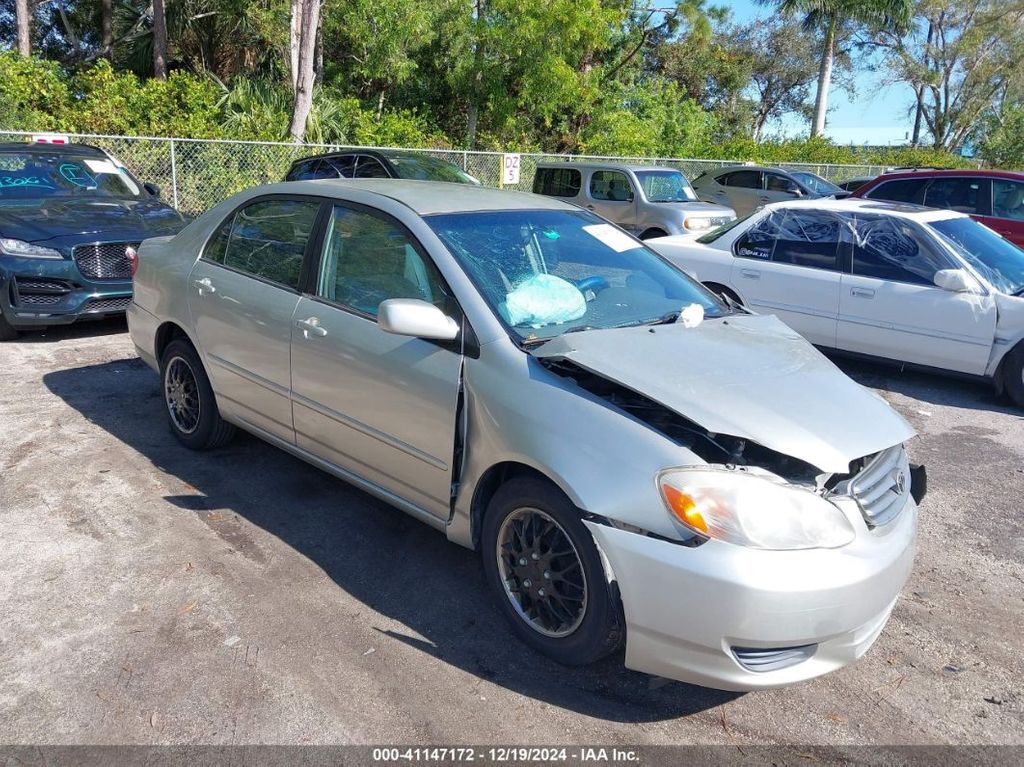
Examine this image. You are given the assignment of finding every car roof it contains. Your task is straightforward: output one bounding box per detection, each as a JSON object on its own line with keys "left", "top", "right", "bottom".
{"left": 281, "top": 178, "right": 575, "bottom": 215}
{"left": 760, "top": 196, "right": 967, "bottom": 222}
{"left": 534, "top": 161, "right": 680, "bottom": 173}
{"left": 709, "top": 165, "right": 794, "bottom": 175}
{"left": 0, "top": 141, "right": 108, "bottom": 156}
{"left": 290, "top": 148, "right": 448, "bottom": 166}
{"left": 875, "top": 168, "right": 1024, "bottom": 181}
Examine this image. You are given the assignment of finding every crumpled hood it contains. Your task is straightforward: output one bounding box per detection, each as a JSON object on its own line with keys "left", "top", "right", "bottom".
{"left": 532, "top": 313, "right": 915, "bottom": 474}
{"left": 0, "top": 196, "right": 185, "bottom": 244}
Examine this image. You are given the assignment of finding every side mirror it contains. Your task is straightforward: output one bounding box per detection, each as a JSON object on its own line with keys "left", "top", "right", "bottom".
{"left": 933, "top": 268, "right": 975, "bottom": 293}
{"left": 377, "top": 298, "right": 459, "bottom": 341}
{"left": 790, "top": 187, "right": 804, "bottom": 197}
{"left": 143, "top": 182, "right": 162, "bottom": 198}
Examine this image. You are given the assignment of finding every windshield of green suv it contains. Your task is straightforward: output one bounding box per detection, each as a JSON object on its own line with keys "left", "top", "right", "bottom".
{"left": 635, "top": 170, "right": 698, "bottom": 202}
{"left": 792, "top": 172, "right": 843, "bottom": 196}
{"left": 386, "top": 154, "right": 479, "bottom": 184}
{"left": 0, "top": 149, "right": 143, "bottom": 199}
{"left": 426, "top": 209, "right": 727, "bottom": 342}
{"left": 929, "top": 217, "right": 1024, "bottom": 295}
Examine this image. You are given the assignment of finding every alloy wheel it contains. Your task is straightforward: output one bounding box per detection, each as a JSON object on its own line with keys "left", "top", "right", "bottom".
{"left": 496, "top": 507, "right": 588, "bottom": 638}
{"left": 164, "top": 355, "right": 202, "bottom": 435}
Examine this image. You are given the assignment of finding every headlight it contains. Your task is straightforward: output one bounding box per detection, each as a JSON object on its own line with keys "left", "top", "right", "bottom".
{"left": 658, "top": 468, "right": 856, "bottom": 550}
{"left": 0, "top": 238, "right": 63, "bottom": 260}
{"left": 683, "top": 217, "right": 712, "bottom": 231}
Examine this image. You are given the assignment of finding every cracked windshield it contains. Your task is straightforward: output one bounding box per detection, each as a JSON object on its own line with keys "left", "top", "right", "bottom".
{"left": 425, "top": 209, "right": 726, "bottom": 342}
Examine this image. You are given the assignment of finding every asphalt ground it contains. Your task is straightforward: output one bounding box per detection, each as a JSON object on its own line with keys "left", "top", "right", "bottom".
{"left": 1, "top": 318, "right": 1022, "bottom": 752}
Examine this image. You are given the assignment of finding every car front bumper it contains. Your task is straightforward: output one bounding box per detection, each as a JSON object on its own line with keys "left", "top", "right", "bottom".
{"left": 585, "top": 497, "right": 917, "bottom": 691}
{"left": 0, "top": 257, "right": 132, "bottom": 329}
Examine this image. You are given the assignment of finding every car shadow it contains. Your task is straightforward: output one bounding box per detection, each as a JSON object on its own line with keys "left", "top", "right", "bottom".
{"left": 828, "top": 353, "right": 1023, "bottom": 418}
{"left": 43, "top": 357, "right": 739, "bottom": 723}
{"left": 15, "top": 316, "right": 128, "bottom": 343}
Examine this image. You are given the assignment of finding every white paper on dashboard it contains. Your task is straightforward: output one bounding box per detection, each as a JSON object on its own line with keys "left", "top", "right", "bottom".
{"left": 84, "top": 159, "right": 119, "bottom": 174}
{"left": 582, "top": 223, "right": 642, "bottom": 253}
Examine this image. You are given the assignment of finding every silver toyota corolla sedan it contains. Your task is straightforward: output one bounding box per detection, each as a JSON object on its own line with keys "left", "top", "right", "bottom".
{"left": 128, "top": 179, "right": 924, "bottom": 691}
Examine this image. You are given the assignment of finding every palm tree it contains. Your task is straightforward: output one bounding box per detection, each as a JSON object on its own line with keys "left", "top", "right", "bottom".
{"left": 762, "top": 0, "right": 913, "bottom": 137}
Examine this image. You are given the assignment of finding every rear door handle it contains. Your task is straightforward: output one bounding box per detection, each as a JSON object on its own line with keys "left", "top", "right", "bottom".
{"left": 295, "top": 316, "right": 328, "bottom": 338}
{"left": 192, "top": 277, "right": 216, "bottom": 295}
{"left": 739, "top": 269, "right": 761, "bottom": 279}
{"left": 850, "top": 287, "right": 875, "bottom": 298}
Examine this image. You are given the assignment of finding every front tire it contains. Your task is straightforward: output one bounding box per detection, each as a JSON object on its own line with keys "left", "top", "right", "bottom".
{"left": 159, "top": 338, "right": 235, "bottom": 450}
{"left": 0, "top": 313, "right": 18, "bottom": 341}
{"left": 481, "top": 477, "right": 623, "bottom": 666}
{"left": 1003, "top": 342, "right": 1024, "bottom": 408}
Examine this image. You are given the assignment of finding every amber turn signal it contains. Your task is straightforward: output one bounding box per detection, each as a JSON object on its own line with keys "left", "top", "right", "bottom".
{"left": 661, "top": 483, "right": 709, "bottom": 533}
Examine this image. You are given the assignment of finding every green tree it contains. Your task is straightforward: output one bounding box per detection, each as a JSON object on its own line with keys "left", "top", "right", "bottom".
{"left": 762, "top": 0, "right": 913, "bottom": 137}
{"left": 980, "top": 104, "right": 1024, "bottom": 169}
{"left": 873, "top": 0, "right": 1024, "bottom": 151}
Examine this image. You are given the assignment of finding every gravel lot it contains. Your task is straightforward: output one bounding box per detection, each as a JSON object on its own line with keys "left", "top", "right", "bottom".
{"left": 1, "top": 319, "right": 1022, "bottom": 748}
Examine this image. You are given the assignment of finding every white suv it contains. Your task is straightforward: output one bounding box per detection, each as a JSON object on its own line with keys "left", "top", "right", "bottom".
{"left": 650, "top": 198, "right": 1024, "bottom": 406}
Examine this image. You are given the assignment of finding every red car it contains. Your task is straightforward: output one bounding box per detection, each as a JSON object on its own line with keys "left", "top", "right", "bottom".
{"left": 852, "top": 169, "right": 1024, "bottom": 248}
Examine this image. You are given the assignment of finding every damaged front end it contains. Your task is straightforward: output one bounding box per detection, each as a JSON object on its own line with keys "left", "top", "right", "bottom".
{"left": 532, "top": 316, "right": 923, "bottom": 542}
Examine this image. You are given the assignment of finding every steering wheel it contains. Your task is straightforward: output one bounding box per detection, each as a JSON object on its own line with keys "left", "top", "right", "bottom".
{"left": 575, "top": 276, "right": 610, "bottom": 296}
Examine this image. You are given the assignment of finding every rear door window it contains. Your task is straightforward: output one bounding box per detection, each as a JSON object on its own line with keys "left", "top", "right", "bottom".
{"left": 533, "top": 168, "right": 582, "bottom": 197}
{"left": 772, "top": 210, "right": 842, "bottom": 270}
{"left": 863, "top": 178, "right": 927, "bottom": 204}
{"left": 923, "top": 178, "right": 982, "bottom": 214}
{"left": 353, "top": 156, "right": 390, "bottom": 179}
{"left": 211, "top": 198, "right": 321, "bottom": 289}
{"left": 721, "top": 170, "right": 762, "bottom": 189}
{"left": 287, "top": 160, "right": 321, "bottom": 181}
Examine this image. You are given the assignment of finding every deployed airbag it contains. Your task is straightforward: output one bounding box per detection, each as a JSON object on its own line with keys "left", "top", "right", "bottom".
{"left": 505, "top": 274, "right": 586, "bottom": 328}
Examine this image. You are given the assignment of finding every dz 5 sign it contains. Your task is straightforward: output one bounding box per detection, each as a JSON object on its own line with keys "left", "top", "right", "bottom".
{"left": 502, "top": 153, "right": 521, "bottom": 185}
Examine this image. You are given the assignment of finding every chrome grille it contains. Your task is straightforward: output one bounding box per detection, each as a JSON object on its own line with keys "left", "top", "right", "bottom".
{"left": 83, "top": 296, "right": 132, "bottom": 313}
{"left": 72, "top": 242, "right": 138, "bottom": 280}
{"left": 841, "top": 445, "right": 911, "bottom": 528}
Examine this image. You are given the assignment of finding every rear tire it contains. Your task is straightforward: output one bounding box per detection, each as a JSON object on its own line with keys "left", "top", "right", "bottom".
{"left": 0, "top": 314, "right": 18, "bottom": 341}
{"left": 1003, "top": 342, "right": 1024, "bottom": 408}
{"left": 159, "top": 338, "right": 235, "bottom": 450}
{"left": 481, "top": 477, "right": 623, "bottom": 666}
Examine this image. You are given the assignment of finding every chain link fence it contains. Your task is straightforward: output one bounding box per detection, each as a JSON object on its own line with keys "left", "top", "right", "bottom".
{"left": 0, "top": 130, "right": 888, "bottom": 216}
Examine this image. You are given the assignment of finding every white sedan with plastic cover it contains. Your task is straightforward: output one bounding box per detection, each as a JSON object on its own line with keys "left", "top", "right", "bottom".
{"left": 649, "top": 198, "right": 1024, "bottom": 407}
{"left": 129, "top": 180, "right": 923, "bottom": 691}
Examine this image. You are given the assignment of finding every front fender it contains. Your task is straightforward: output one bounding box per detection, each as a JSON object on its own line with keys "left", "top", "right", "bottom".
{"left": 448, "top": 340, "right": 698, "bottom": 549}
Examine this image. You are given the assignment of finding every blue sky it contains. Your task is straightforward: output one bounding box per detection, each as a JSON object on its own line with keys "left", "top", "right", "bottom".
{"left": 726, "top": 0, "right": 914, "bottom": 145}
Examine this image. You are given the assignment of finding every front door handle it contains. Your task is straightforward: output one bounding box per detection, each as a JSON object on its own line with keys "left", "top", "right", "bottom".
{"left": 758, "top": 195, "right": 770, "bottom": 202}
{"left": 850, "top": 287, "right": 875, "bottom": 298}
{"left": 585, "top": 204, "right": 595, "bottom": 210}
{"left": 192, "top": 277, "right": 216, "bottom": 295}
{"left": 295, "top": 316, "right": 328, "bottom": 338}
{"left": 739, "top": 269, "right": 761, "bottom": 279}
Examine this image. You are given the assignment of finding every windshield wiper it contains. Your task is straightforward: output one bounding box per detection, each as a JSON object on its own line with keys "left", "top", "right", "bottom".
{"left": 1013, "top": 285, "right": 1024, "bottom": 297}
{"left": 519, "top": 324, "right": 598, "bottom": 349}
